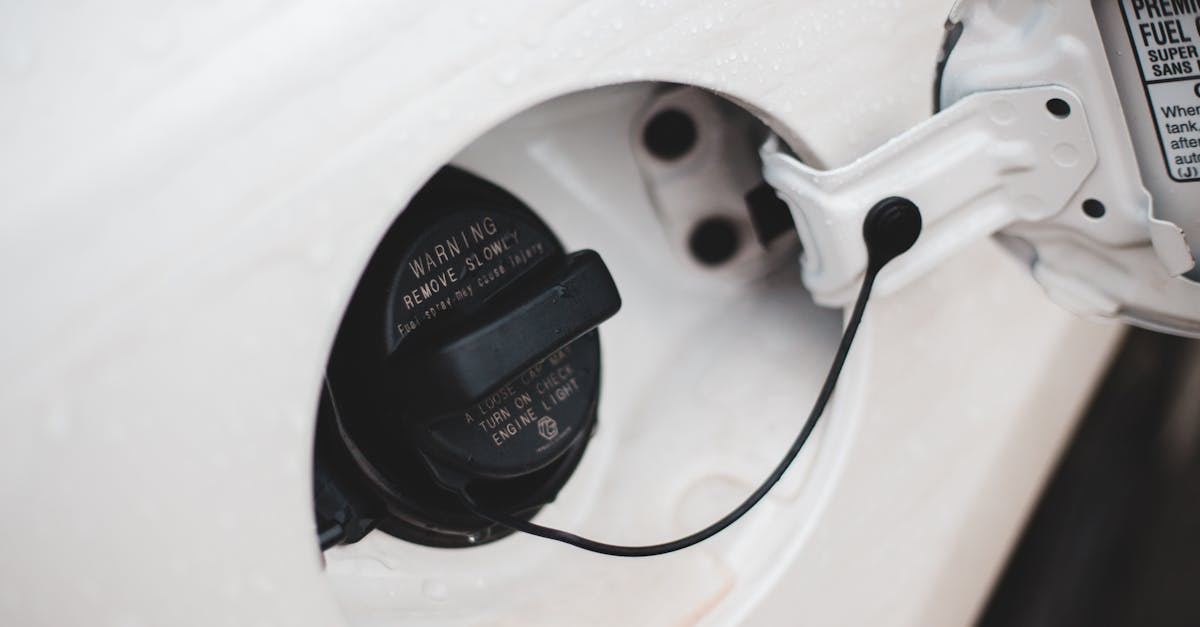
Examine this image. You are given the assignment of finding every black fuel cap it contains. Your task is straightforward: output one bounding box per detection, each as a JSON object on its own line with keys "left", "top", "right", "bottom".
{"left": 315, "top": 166, "right": 621, "bottom": 547}
{"left": 395, "top": 248, "right": 619, "bottom": 478}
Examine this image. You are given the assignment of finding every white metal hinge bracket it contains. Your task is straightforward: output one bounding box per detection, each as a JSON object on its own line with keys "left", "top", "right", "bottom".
{"left": 762, "top": 85, "right": 1097, "bottom": 306}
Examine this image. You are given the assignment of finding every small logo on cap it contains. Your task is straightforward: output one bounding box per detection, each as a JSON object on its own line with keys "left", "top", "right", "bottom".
{"left": 537, "top": 416, "right": 558, "bottom": 440}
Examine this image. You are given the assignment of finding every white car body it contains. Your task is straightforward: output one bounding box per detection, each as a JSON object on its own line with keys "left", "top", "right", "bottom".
{"left": 0, "top": 1, "right": 1121, "bottom": 625}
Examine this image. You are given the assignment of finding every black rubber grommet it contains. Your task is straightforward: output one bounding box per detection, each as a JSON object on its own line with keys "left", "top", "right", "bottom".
{"left": 863, "top": 197, "right": 922, "bottom": 271}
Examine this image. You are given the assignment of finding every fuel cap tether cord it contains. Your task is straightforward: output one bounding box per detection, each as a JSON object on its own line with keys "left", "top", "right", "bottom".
{"left": 448, "top": 197, "right": 923, "bottom": 557}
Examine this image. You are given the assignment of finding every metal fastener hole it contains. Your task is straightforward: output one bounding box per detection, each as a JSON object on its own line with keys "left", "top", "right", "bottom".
{"left": 1082, "top": 198, "right": 1106, "bottom": 219}
{"left": 689, "top": 217, "right": 740, "bottom": 266}
{"left": 643, "top": 109, "right": 698, "bottom": 160}
{"left": 1046, "top": 98, "right": 1071, "bottom": 118}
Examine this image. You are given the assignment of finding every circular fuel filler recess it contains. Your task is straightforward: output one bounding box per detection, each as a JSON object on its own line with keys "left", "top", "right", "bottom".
{"left": 315, "top": 166, "right": 621, "bottom": 548}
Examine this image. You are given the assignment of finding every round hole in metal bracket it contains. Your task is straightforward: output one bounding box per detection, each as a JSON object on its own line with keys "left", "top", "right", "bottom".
{"left": 643, "top": 108, "right": 698, "bottom": 161}
{"left": 1046, "top": 98, "right": 1071, "bottom": 119}
{"left": 1082, "top": 198, "right": 1106, "bottom": 219}
{"left": 689, "top": 216, "right": 740, "bottom": 266}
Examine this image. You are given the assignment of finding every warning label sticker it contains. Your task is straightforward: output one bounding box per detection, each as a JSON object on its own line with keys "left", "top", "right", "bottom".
{"left": 1120, "top": 0, "right": 1200, "bottom": 181}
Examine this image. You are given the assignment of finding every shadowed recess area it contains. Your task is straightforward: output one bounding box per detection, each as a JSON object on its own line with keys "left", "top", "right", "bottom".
{"left": 978, "top": 329, "right": 1200, "bottom": 627}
